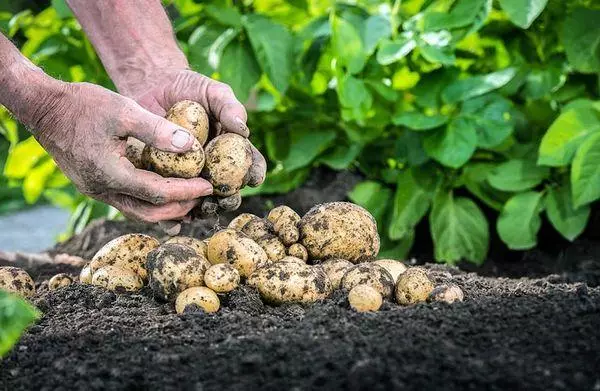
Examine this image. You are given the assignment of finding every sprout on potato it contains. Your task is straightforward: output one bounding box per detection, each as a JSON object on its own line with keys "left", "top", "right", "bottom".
{"left": 204, "top": 264, "right": 240, "bottom": 293}
{"left": 48, "top": 273, "right": 73, "bottom": 291}
{"left": 202, "top": 133, "right": 253, "bottom": 196}
{"left": 340, "top": 263, "right": 395, "bottom": 299}
{"left": 0, "top": 266, "right": 35, "bottom": 297}
{"left": 428, "top": 284, "right": 464, "bottom": 304}
{"left": 287, "top": 243, "right": 308, "bottom": 262}
{"left": 175, "top": 286, "right": 220, "bottom": 314}
{"left": 395, "top": 267, "right": 434, "bottom": 305}
{"left": 207, "top": 228, "right": 268, "bottom": 278}
{"left": 348, "top": 284, "right": 382, "bottom": 312}
{"left": 372, "top": 259, "right": 407, "bottom": 283}
{"left": 319, "top": 258, "right": 353, "bottom": 290}
{"left": 91, "top": 265, "right": 143, "bottom": 292}
{"left": 90, "top": 233, "right": 159, "bottom": 281}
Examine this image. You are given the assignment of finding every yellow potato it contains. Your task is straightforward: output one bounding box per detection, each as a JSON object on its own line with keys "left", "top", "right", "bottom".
{"left": 395, "top": 267, "right": 434, "bottom": 305}
{"left": 125, "top": 137, "right": 145, "bottom": 169}
{"left": 175, "top": 286, "right": 220, "bottom": 314}
{"left": 287, "top": 243, "right": 308, "bottom": 262}
{"left": 207, "top": 228, "right": 268, "bottom": 278}
{"left": 79, "top": 263, "right": 93, "bottom": 284}
{"left": 240, "top": 217, "right": 274, "bottom": 242}
{"left": 202, "top": 133, "right": 253, "bottom": 196}
{"left": 299, "top": 202, "right": 380, "bottom": 263}
{"left": 428, "top": 284, "right": 464, "bottom": 304}
{"left": 256, "top": 235, "right": 287, "bottom": 262}
{"left": 142, "top": 138, "right": 205, "bottom": 179}
{"left": 228, "top": 213, "right": 258, "bottom": 231}
{"left": 164, "top": 236, "right": 208, "bottom": 258}
{"left": 146, "top": 243, "right": 211, "bottom": 301}
{"left": 204, "top": 264, "right": 240, "bottom": 293}
{"left": 372, "top": 259, "right": 408, "bottom": 283}
{"left": 90, "top": 233, "right": 159, "bottom": 281}
{"left": 91, "top": 265, "right": 143, "bottom": 292}
{"left": 340, "top": 263, "right": 395, "bottom": 299}
{"left": 0, "top": 266, "right": 35, "bottom": 297}
{"left": 48, "top": 273, "right": 73, "bottom": 291}
{"left": 320, "top": 258, "right": 353, "bottom": 289}
{"left": 267, "top": 206, "right": 301, "bottom": 246}
{"left": 348, "top": 285, "right": 382, "bottom": 312}
{"left": 166, "top": 100, "right": 209, "bottom": 145}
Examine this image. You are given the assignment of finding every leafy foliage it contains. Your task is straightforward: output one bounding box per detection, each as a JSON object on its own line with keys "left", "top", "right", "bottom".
{"left": 1, "top": 0, "right": 599, "bottom": 264}
{"left": 0, "top": 290, "right": 40, "bottom": 357}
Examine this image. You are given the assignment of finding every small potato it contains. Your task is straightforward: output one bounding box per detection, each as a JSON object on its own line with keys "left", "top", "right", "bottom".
{"left": 90, "top": 233, "right": 159, "bottom": 281}
{"left": 0, "top": 266, "right": 35, "bottom": 297}
{"left": 204, "top": 264, "right": 240, "bottom": 293}
{"left": 202, "top": 133, "right": 253, "bottom": 196}
{"left": 267, "top": 206, "right": 301, "bottom": 246}
{"left": 166, "top": 100, "right": 209, "bottom": 145}
{"left": 91, "top": 265, "right": 143, "bottom": 292}
{"left": 251, "top": 261, "right": 332, "bottom": 304}
{"left": 348, "top": 285, "right": 382, "bottom": 312}
{"left": 176, "top": 287, "right": 220, "bottom": 314}
{"left": 142, "top": 138, "right": 205, "bottom": 179}
{"left": 428, "top": 284, "right": 464, "bottom": 304}
{"left": 48, "top": 273, "right": 73, "bottom": 291}
{"left": 299, "top": 202, "right": 380, "bottom": 263}
{"left": 240, "top": 216, "right": 274, "bottom": 242}
{"left": 340, "top": 263, "right": 395, "bottom": 299}
{"left": 164, "top": 236, "right": 207, "bottom": 258}
{"left": 228, "top": 213, "right": 258, "bottom": 231}
{"left": 79, "top": 263, "right": 93, "bottom": 284}
{"left": 146, "top": 243, "right": 211, "bottom": 301}
{"left": 218, "top": 193, "right": 242, "bottom": 211}
{"left": 207, "top": 229, "right": 268, "bottom": 278}
{"left": 256, "top": 235, "right": 287, "bottom": 262}
{"left": 372, "top": 259, "right": 407, "bottom": 283}
{"left": 287, "top": 243, "right": 308, "bottom": 262}
{"left": 395, "top": 267, "right": 434, "bottom": 305}
{"left": 125, "top": 137, "right": 145, "bottom": 169}
{"left": 320, "top": 259, "right": 353, "bottom": 289}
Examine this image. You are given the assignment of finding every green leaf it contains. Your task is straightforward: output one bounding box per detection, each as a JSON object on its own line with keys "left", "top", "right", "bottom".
{"left": 336, "top": 74, "right": 373, "bottom": 122}
{"left": 51, "top": 0, "right": 73, "bottom": 19}
{"left": 571, "top": 132, "right": 600, "bottom": 207}
{"left": 430, "top": 191, "right": 489, "bottom": 265}
{"left": 378, "top": 231, "right": 415, "bottom": 261}
{"left": 376, "top": 35, "right": 416, "bottom": 65}
{"left": 282, "top": 129, "right": 337, "bottom": 171}
{"left": 241, "top": 168, "right": 310, "bottom": 196}
{"left": 318, "top": 144, "right": 362, "bottom": 170}
{"left": 419, "top": 44, "right": 456, "bottom": 65}
{"left": 462, "top": 162, "right": 511, "bottom": 211}
{"left": 218, "top": 40, "right": 261, "bottom": 103}
{"left": 0, "top": 290, "right": 40, "bottom": 357}
{"left": 204, "top": 4, "right": 242, "bottom": 27}
{"left": 23, "top": 159, "right": 56, "bottom": 204}
{"left": 392, "top": 111, "right": 448, "bottom": 131}
{"left": 497, "top": 191, "right": 544, "bottom": 250}
{"left": 243, "top": 15, "right": 293, "bottom": 93}
{"left": 487, "top": 159, "right": 549, "bottom": 192}
{"left": 461, "top": 94, "right": 515, "bottom": 149}
{"left": 423, "top": 117, "right": 477, "bottom": 168}
{"left": 363, "top": 15, "right": 392, "bottom": 55}
{"left": 498, "top": 0, "right": 547, "bottom": 29}
{"left": 523, "top": 65, "right": 566, "bottom": 100}
{"left": 348, "top": 180, "right": 392, "bottom": 223}
{"left": 331, "top": 14, "right": 367, "bottom": 74}
{"left": 389, "top": 169, "right": 435, "bottom": 240}
{"left": 538, "top": 103, "right": 600, "bottom": 167}
{"left": 4, "top": 137, "right": 47, "bottom": 179}
{"left": 562, "top": 8, "right": 600, "bottom": 74}
{"left": 442, "top": 68, "right": 517, "bottom": 104}
{"left": 188, "top": 25, "right": 228, "bottom": 74}
{"left": 546, "top": 184, "right": 590, "bottom": 241}
{"left": 423, "top": 0, "right": 491, "bottom": 32}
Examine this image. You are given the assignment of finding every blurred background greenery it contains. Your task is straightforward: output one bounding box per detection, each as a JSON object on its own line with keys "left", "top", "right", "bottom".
{"left": 0, "top": 0, "right": 599, "bottom": 264}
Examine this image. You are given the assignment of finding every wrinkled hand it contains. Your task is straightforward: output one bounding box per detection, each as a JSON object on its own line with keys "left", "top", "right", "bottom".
{"left": 34, "top": 81, "right": 213, "bottom": 222}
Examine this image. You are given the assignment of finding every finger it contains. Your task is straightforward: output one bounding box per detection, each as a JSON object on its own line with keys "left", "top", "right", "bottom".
{"left": 206, "top": 82, "right": 249, "bottom": 137}
{"left": 116, "top": 104, "right": 197, "bottom": 153}
{"left": 246, "top": 144, "right": 267, "bottom": 187}
{"left": 218, "top": 193, "right": 242, "bottom": 212}
{"left": 110, "top": 195, "right": 198, "bottom": 223}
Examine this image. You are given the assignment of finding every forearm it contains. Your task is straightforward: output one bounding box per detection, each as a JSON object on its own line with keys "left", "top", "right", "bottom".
{"left": 66, "top": 0, "right": 188, "bottom": 97}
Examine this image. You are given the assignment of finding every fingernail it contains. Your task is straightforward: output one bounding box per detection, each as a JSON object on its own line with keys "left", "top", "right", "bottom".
{"left": 172, "top": 129, "right": 191, "bottom": 149}
{"left": 235, "top": 117, "right": 250, "bottom": 137}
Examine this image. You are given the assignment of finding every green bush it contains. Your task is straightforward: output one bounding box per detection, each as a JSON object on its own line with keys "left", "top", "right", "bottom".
{"left": 1, "top": 0, "right": 599, "bottom": 263}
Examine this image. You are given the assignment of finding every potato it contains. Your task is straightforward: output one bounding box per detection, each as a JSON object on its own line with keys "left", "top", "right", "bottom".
{"left": 90, "top": 233, "right": 159, "bottom": 281}
{"left": 372, "top": 259, "right": 407, "bottom": 283}
{"left": 251, "top": 261, "right": 332, "bottom": 304}
{"left": 207, "top": 228, "right": 268, "bottom": 278}
{"left": 348, "top": 285, "right": 382, "bottom": 312}
{"left": 0, "top": 266, "right": 35, "bottom": 297}
{"left": 256, "top": 235, "right": 287, "bottom": 262}
{"left": 146, "top": 243, "right": 211, "bottom": 301}
{"left": 164, "top": 236, "right": 207, "bottom": 258}
{"left": 395, "top": 267, "right": 434, "bottom": 305}
{"left": 48, "top": 273, "right": 73, "bottom": 291}
{"left": 319, "top": 258, "right": 353, "bottom": 289}
{"left": 79, "top": 263, "right": 93, "bottom": 284}
{"left": 228, "top": 213, "right": 258, "bottom": 231}
{"left": 166, "top": 100, "right": 209, "bottom": 145}
{"left": 340, "top": 263, "right": 394, "bottom": 299}
{"left": 267, "top": 206, "right": 301, "bottom": 246}
{"left": 428, "top": 284, "right": 464, "bottom": 304}
{"left": 125, "top": 137, "right": 145, "bottom": 169}
{"left": 142, "top": 138, "right": 205, "bottom": 179}
{"left": 91, "top": 265, "right": 143, "bottom": 292}
{"left": 240, "top": 217, "right": 274, "bottom": 242}
{"left": 204, "top": 264, "right": 240, "bottom": 293}
{"left": 202, "top": 133, "right": 253, "bottom": 196}
{"left": 218, "top": 193, "right": 242, "bottom": 211}
{"left": 175, "top": 287, "right": 220, "bottom": 314}
{"left": 287, "top": 243, "right": 308, "bottom": 262}
{"left": 278, "top": 256, "right": 307, "bottom": 265}
{"left": 299, "top": 202, "right": 380, "bottom": 263}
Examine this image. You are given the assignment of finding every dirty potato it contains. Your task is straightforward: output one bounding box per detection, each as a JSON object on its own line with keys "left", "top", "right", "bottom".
{"left": 146, "top": 243, "right": 211, "bottom": 301}
{"left": 372, "top": 259, "right": 407, "bottom": 283}
{"left": 428, "top": 284, "right": 464, "bottom": 304}
{"left": 79, "top": 263, "right": 93, "bottom": 284}
{"left": 395, "top": 267, "right": 434, "bottom": 305}
{"left": 175, "top": 286, "right": 220, "bottom": 314}
{"left": 251, "top": 261, "right": 332, "bottom": 304}
{"left": 348, "top": 284, "right": 383, "bottom": 312}
{"left": 299, "top": 202, "right": 380, "bottom": 263}
{"left": 287, "top": 243, "right": 308, "bottom": 262}
{"left": 240, "top": 216, "right": 275, "bottom": 242}
{"left": 319, "top": 258, "right": 353, "bottom": 290}
{"left": 207, "top": 228, "right": 268, "bottom": 278}
{"left": 125, "top": 137, "right": 145, "bottom": 169}
{"left": 228, "top": 213, "right": 258, "bottom": 231}
{"left": 202, "top": 133, "right": 253, "bottom": 196}
{"left": 256, "top": 235, "right": 287, "bottom": 262}
{"left": 90, "top": 233, "right": 159, "bottom": 281}
{"left": 267, "top": 206, "right": 301, "bottom": 246}
{"left": 48, "top": 273, "right": 73, "bottom": 291}
{"left": 0, "top": 266, "right": 35, "bottom": 297}
{"left": 218, "top": 193, "right": 242, "bottom": 211}
{"left": 164, "top": 236, "right": 208, "bottom": 258}
{"left": 204, "top": 264, "right": 240, "bottom": 293}
{"left": 166, "top": 100, "right": 209, "bottom": 145}
{"left": 142, "top": 138, "right": 205, "bottom": 179}
{"left": 91, "top": 265, "right": 143, "bottom": 292}
{"left": 340, "top": 263, "right": 395, "bottom": 299}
